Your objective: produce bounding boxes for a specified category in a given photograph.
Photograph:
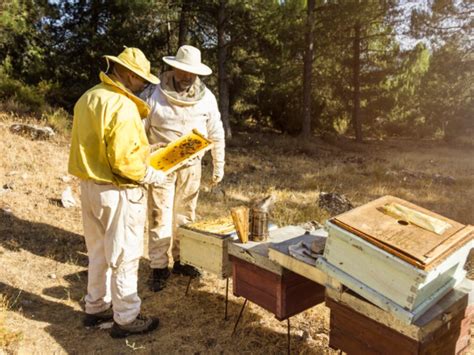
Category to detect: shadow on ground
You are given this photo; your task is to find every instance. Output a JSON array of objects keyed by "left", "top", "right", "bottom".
[
  {"left": 0, "top": 209, "right": 87, "bottom": 266},
  {"left": 2, "top": 267, "right": 326, "bottom": 354}
]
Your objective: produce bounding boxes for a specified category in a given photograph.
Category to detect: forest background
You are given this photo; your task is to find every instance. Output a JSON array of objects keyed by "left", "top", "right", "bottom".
[{"left": 0, "top": 0, "right": 472, "bottom": 143}]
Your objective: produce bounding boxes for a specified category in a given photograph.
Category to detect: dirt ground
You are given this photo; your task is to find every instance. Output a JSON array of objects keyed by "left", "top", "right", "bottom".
[{"left": 0, "top": 113, "right": 473, "bottom": 354}]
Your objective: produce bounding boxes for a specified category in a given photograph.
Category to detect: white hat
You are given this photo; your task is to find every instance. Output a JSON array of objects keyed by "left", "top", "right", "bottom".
[{"left": 163, "top": 45, "right": 212, "bottom": 76}]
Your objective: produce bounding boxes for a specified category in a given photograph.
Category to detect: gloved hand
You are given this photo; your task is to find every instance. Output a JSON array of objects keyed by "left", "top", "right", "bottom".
[
  {"left": 140, "top": 167, "right": 167, "bottom": 186},
  {"left": 211, "top": 166, "right": 224, "bottom": 185}
]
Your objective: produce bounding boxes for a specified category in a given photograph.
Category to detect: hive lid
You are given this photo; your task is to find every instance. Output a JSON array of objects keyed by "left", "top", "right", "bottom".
[{"left": 331, "top": 195, "right": 473, "bottom": 269}]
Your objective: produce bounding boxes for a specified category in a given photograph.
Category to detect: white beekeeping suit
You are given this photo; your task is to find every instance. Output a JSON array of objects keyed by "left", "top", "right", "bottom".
[{"left": 141, "top": 45, "right": 225, "bottom": 291}]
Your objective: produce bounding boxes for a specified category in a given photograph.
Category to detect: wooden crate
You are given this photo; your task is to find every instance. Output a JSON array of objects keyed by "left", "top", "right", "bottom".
[
  {"left": 321, "top": 221, "right": 472, "bottom": 323},
  {"left": 230, "top": 256, "right": 325, "bottom": 320},
  {"left": 178, "top": 226, "right": 233, "bottom": 279},
  {"left": 326, "top": 282, "right": 473, "bottom": 355}
]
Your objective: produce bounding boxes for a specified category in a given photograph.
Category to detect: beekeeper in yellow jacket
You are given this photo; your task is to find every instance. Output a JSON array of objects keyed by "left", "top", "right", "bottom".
[
  {"left": 140, "top": 45, "right": 225, "bottom": 291},
  {"left": 68, "top": 47, "right": 167, "bottom": 338}
]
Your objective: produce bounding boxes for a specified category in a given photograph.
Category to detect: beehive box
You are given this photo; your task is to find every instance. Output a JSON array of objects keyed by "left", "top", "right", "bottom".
[
  {"left": 149, "top": 129, "right": 213, "bottom": 174},
  {"left": 319, "top": 195, "right": 473, "bottom": 323},
  {"left": 178, "top": 220, "right": 236, "bottom": 279},
  {"left": 229, "top": 226, "right": 326, "bottom": 320},
  {"left": 230, "top": 256, "right": 325, "bottom": 320},
  {"left": 325, "top": 280, "right": 473, "bottom": 354}
]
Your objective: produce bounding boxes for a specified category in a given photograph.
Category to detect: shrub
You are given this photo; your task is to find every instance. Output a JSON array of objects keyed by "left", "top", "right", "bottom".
[
  {"left": 41, "top": 107, "right": 72, "bottom": 135},
  {"left": 0, "top": 74, "right": 46, "bottom": 114}
]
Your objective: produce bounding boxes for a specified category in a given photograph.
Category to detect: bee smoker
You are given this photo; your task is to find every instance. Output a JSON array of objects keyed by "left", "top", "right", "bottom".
[
  {"left": 249, "top": 195, "right": 275, "bottom": 242},
  {"left": 250, "top": 207, "right": 269, "bottom": 242}
]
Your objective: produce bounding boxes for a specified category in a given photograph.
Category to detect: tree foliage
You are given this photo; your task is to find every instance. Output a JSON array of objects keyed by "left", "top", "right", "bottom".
[{"left": 0, "top": 0, "right": 471, "bottom": 142}]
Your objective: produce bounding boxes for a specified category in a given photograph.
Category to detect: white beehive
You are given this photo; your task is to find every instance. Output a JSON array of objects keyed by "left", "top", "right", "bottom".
[
  {"left": 318, "top": 195, "right": 473, "bottom": 323},
  {"left": 178, "top": 224, "right": 235, "bottom": 279}
]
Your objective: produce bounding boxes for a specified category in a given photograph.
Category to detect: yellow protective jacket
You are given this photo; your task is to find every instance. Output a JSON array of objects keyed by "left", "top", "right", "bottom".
[{"left": 68, "top": 72, "right": 151, "bottom": 187}]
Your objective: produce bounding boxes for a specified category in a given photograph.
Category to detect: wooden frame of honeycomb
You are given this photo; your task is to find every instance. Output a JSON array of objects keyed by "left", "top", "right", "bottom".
[{"left": 149, "top": 129, "right": 213, "bottom": 173}]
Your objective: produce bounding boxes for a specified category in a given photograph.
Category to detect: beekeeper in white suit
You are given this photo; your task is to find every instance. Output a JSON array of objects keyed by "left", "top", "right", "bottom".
[
  {"left": 69, "top": 47, "right": 167, "bottom": 338},
  {"left": 141, "top": 45, "right": 225, "bottom": 292}
]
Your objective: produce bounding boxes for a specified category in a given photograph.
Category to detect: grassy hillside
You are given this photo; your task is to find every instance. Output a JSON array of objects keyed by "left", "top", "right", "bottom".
[{"left": 0, "top": 111, "right": 473, "bottom": 354}]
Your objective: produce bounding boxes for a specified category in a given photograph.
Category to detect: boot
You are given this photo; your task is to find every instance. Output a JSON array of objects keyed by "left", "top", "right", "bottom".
[
  {"left": 172, "top": 261, "right": 200, "bottom": 277},
  {"left": 150, "top": 267, "right": 170, "bottom": 292},
  {"left": 83, "top": 307, "right": 113, "bottom": 327},
  {"left": 110, "top": 314, "right": 160, "bottom": 338}
]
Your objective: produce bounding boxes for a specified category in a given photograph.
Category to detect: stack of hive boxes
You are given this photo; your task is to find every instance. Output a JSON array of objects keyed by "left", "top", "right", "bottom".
[{"left": 316, "top": 195, "right": 473, "bottom": 354}]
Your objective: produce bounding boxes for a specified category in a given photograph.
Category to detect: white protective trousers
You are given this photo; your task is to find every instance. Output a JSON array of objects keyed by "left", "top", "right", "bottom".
[
  {"left": 148, "top": 163, "right": 201, "bottom": 269},
  {"left": 80, "top": 180, "right": 146, "bottom": 325}
]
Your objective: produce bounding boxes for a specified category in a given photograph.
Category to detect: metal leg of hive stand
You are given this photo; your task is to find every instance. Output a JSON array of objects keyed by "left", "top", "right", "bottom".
[
  {"left": 287, "top": 318, "right": 291, "bottom": 355},
  {"left": 232, "top": 299, "right": 248, "bottom": 336},
  {"left": 224, "top": 277, "right": 229, "bottom": 321},
  {"left": 185, "top": 275, "right": 193, "bottom": 296}
]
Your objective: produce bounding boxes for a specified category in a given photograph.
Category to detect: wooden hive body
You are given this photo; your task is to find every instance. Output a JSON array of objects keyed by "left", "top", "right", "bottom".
[
  {"left": 230, "top": 256, "right": 325, "bottom": 320},
  {"left": 228, "top": 226, "right": 326, "bottom": 320},
  {"left": 326, "top": 281, "right": 473, "bottom": 355},
  {"left": 178, "top": 227, "right": 233, "bottom": 279}
]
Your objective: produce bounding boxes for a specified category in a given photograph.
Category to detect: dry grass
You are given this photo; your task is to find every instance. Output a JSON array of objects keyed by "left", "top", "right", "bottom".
[
  {"left": 0, "top": 295, "right": 22, "bottom": 350},
  {"left": 0, "top": 111, "right": 473, "bottom": 354}
]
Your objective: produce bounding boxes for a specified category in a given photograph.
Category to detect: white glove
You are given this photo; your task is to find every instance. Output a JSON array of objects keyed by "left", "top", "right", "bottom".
[
  {"left": 212, "top": 166, "right": 224, "bottom": 185},
  {"left": 140, "top": 167, "right": 167, "bottom": 186}
]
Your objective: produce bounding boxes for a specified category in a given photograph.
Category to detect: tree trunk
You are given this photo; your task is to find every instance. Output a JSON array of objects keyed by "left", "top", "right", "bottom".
[
  {"left": 178, "top": 0, "right": 189, "bottom": 48},
  {"left": 217, "top": 0, "right": 232, "bottom": 139},
  {"left": 352, "top": 22, "right": 362, "bottom": 142},
  {"left": 301, "top": 0, "right": 315, "bottom": 139}
]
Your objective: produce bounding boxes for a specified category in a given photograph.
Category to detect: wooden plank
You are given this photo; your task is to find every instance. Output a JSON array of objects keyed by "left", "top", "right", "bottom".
[
  {"left": 326, "top": 286, "right": 422, "bottom": 340},
  {"left": 232, "top": 256, "right": 279, "bottom": 314},
  {"left": 317, "top": 257, "right": 453, "bottom": 324},
  {"left": 231, "top": 256, "right": 325, "bottom": 320},
  {"left": 229, "top": 225, "right": 310, "bottom": 275},
  {"left": 332, "top": 195, "right": 469, "bottom": 268},
  {"left": 231, "top": 256, "right": 280, "bottom": 293},
  {"left": 327, "top": 297, "right": 419, "bottom": 354},
  {"left": 178, "top": 227, "right": 230, "bottom": 247},
  {"left": 419, "top": 313, "right": 465, "bottom": 355},
  {"left": 325, "top": 279, "right": 472, "bottom": 342},
  {"left": 277, "top": 277, "right": 325, "bottom": 320},
  {"left": 269, "top": 249, "right": 327, "bottom": 285},
  {"left": 235, "top": 278, "right": 277, "bottom": 314},
  {"left": 229, "top": 241, "right": 283, "bottom": 275},
  {"left": 327, "top": 297, "right": 473, "bottom": 355},
  {"left": 268, "top": 231, "right": 328, "bottom": 285}
]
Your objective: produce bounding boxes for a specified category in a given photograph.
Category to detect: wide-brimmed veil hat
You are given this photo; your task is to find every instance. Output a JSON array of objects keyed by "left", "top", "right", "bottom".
[
  {"left": 163, "top": 45, "right": 212, "bottom": 76},
  {"left": 104, "top": 47, "right": 159, "bottom": 84}
]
